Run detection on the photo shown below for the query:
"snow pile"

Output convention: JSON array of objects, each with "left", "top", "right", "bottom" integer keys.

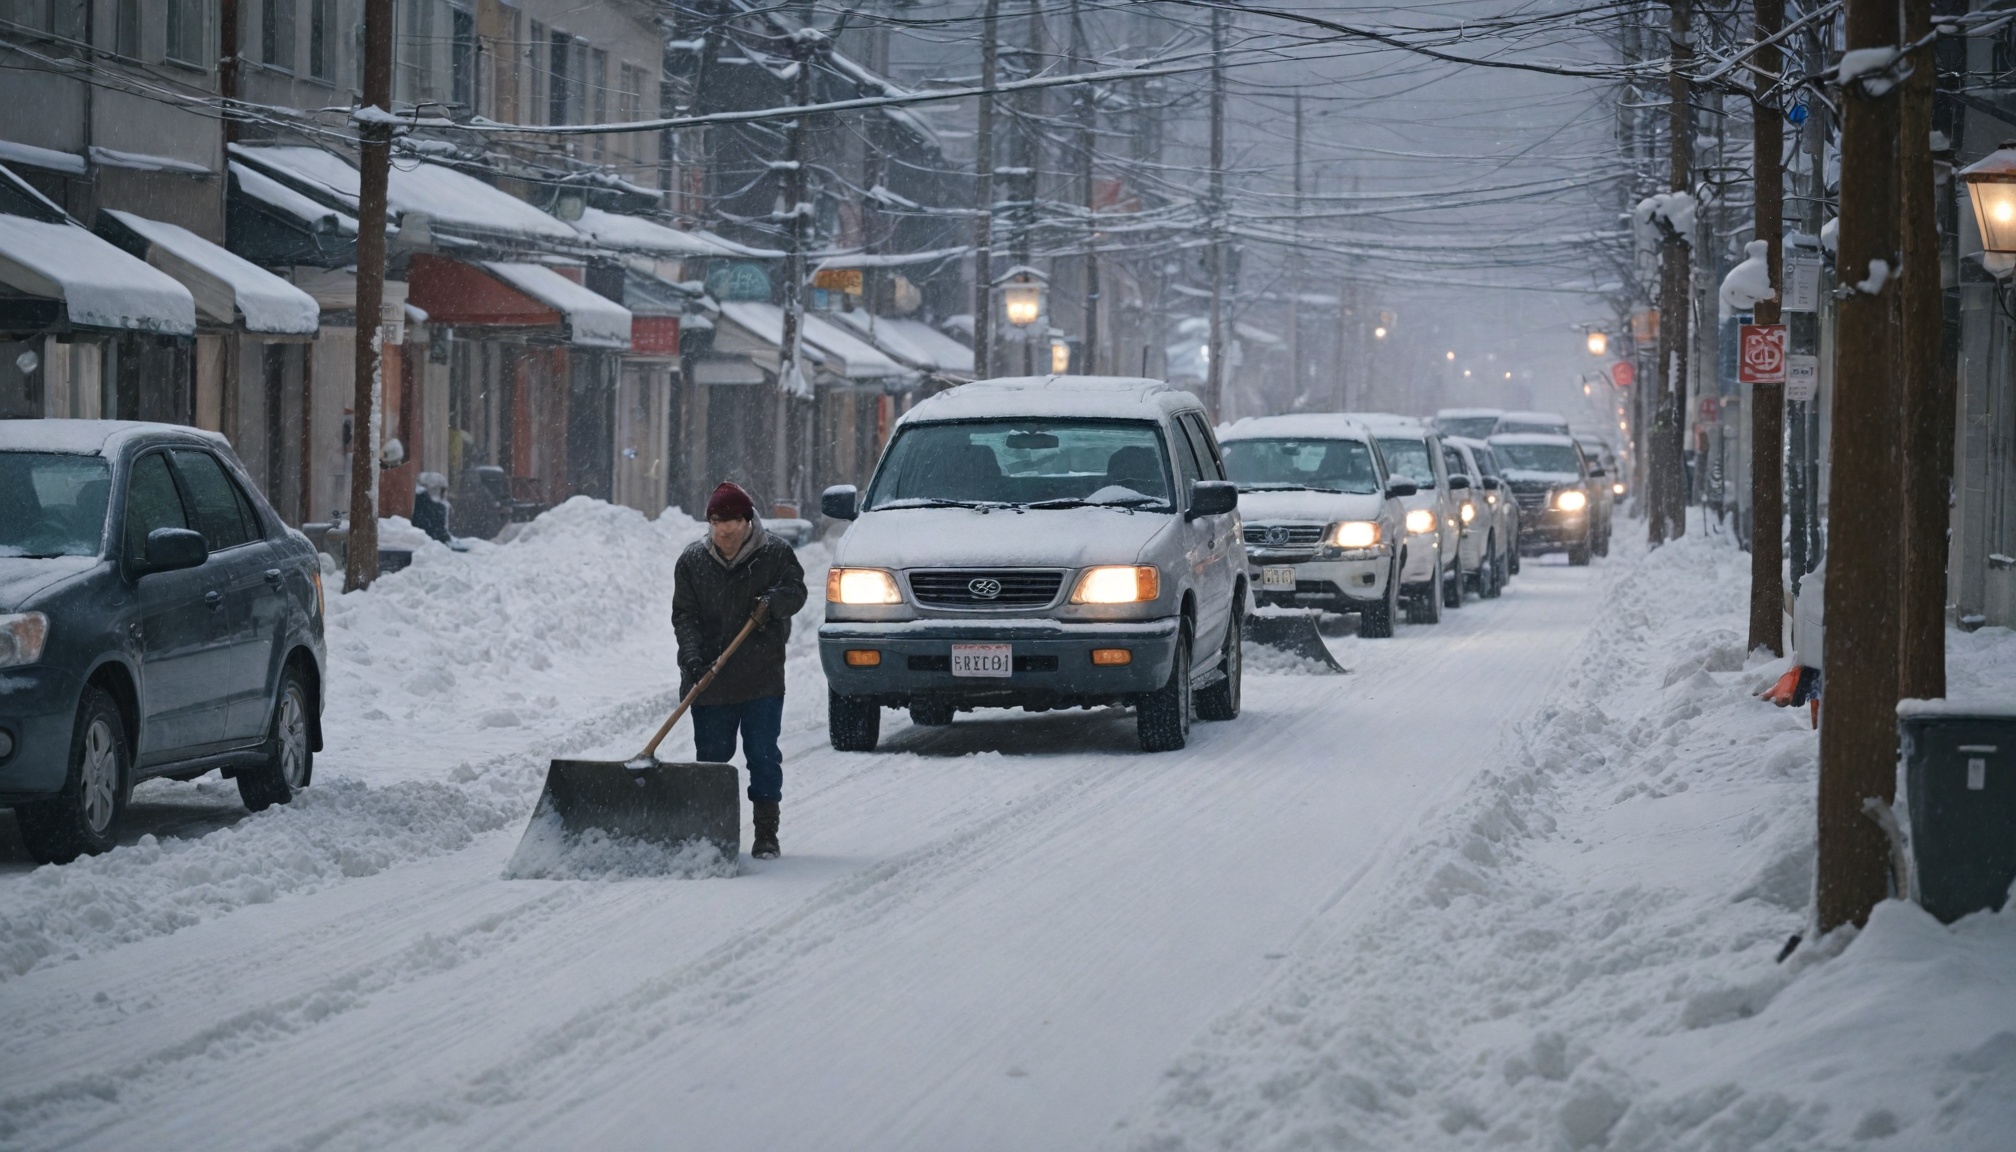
[
  {"left": 1718, "top": 239, "right": 1776, "bottom": 317},
  {"left": 1634, "top": 192, "right": 1697, "bottom": 241},
  {"left": 1241, "top": 637, "right": 1341, "bottom": 676},
  {"left": 1119, "top": 531, "right": 2016, "bottom": 1151},
  {"left": 501, "top": 808, "right": 738, "bottom": 882}
]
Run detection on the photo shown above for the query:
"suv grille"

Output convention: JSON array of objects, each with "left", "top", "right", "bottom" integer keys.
[
  {"left": 1243, "top": 524, "right": 1326, "bottom": 546},
  {"left": 908, "top": 569, "right": 1065, "bottom": 608},
  {"left": 1508, "top": 481, "right": 1551, "bottom": 515}
]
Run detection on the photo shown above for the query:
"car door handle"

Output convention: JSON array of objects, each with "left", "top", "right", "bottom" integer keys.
[
  {"left": 204, "top": 590, "right": 224, "bottom": 610},
  {"left": 264, "top": 568, "right": 284, "bottom": 587}
]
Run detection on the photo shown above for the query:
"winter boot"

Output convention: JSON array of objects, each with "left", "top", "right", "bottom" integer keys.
[{"left": 751, "top": 802, "right": 781, "bottom": 860}]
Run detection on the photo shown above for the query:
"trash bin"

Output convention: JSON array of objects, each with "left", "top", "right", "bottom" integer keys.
[{"left": 1899, "top": 702, "right": 2016, "bottom": 924}]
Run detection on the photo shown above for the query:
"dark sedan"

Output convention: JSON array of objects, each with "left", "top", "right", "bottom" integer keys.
[{"left": 1, "top": 421, "right": 325, "bottom": 864}]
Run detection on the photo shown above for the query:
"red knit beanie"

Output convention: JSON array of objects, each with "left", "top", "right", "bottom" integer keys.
[{"left": 706, "top": 481, "right": 756, "bottom": 521}]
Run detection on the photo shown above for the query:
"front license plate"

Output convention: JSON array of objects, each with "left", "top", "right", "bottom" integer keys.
[
  {"left": 950, "top": 644, "right": 1013, "bottom": 677},
  {"left": 1262, "top": 566, "right": 1298, "bottom": 590}
]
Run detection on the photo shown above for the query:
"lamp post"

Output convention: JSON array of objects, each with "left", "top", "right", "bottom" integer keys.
[
  {"left": 1586, "top": 330, "right": 1609, "bottom": 356},
  {"left": 1961, "top": 143, "right": 2016, "bottom": 276},
  {"left": 1003, "top": 276, "right": 1044, "bottom": 328}
]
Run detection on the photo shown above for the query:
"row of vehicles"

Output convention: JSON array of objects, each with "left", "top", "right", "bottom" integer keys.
[{"left": 816, "top": 377, "right": 1621, "bottom": 755}]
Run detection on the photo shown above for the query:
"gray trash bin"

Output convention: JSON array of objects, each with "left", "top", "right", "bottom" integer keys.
[{"left": 1899, "top": 702, "right": 2016, "bottom": 924}]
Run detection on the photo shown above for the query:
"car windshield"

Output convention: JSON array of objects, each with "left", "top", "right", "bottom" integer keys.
[
  {"left": 1497, "top": 419, "right": 1568, "bottom": 435},
  {"left": 866, "top": 419, "right": 1173, "bottom": 510},
  {"left": 1437, "top": 416, "right": 1499, "bottom": 440},
  {"left": 1494, "top": 442, "right": 1583, "bottom": 474},
  {"left": 1220, "top": 438, "right": 1379, "bottom": 494},
  {"left": 0, "top": 452, "right": 112, "bottom": 558},
  {"left": 1375, "top": 437, "right": 1437, "bottom": 487}
]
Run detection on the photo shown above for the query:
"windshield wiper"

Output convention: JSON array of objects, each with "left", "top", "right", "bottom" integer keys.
[{"left": 876, "top": 497, "right": 990, "bottom": 510}]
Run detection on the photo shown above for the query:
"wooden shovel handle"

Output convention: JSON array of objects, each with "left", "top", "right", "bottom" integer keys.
[{"left": 639, "top": 599, "right": 771, "bottom": 761}]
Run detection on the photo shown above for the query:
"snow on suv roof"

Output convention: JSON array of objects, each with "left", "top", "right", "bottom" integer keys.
[
  {"left": 1497, "top": 410, "right": 1569, "bottom": 427},
  {"left": 1218, "top": 413, "right": 1371, "bottom": 442},
  {"left": 0, "top": 418, "right": 229, "bottom": 456},
  {"left": 1436, "top": 407, "right": 1503, "bottom": 419},
  {"left": 1488, "top": 431, "right": 1579, "bottom": 446},
  {"left": 901, "top": 375, "right": 1201, "bottom": 424},
  {"left": 1348, "top": 412, "right": 1427, "bottom": 432}
]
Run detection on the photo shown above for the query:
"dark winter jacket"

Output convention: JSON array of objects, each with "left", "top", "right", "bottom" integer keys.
[{"left": 672, "top": 525, "right": 808, "bottom": 706}]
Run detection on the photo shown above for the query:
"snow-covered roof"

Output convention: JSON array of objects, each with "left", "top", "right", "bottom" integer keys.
[
  {"left": 716, "top": 301, "right": 907, "bottom": 379},
  {"left": 104, "top": 210, "right": 319, "bottom": 334},
  {"left": 901, "top": 375, "right": 1203, "bottom": 425},
  {"left": 827, "top": 311, "right": 974, "bottom": 378},
  {"left": 0, "top": 418, "right": 228, "bottom": 455},
  {"left": 1219, "top": 413, "right": 1373, "bottom": 443},
  {"left": 230, "top": 161, "right": 356, "bottom": 234},
  {"left": 1436, "top": 407, "right": 1503, "bottom": 419},
  {"left": 0, "top": 213, "right": 196, "bottom": 334},
  {"left": 574, "top": 208, "right": 739, "bottom": 257},
  {"left": 232, "top": 146, "right": 578, "bottom": 245},
  {"left": 1897, "top": 697, "right": 2016, "bottom": 720},
  {"left": 1488, "top": 432, "right": 1579, "bottom": 446},
  {"left": 480, "top": 263, "right": 631, "bottom": 348},
  {"left": 0, "top": 139, "right": 87, "bottom": 176}
]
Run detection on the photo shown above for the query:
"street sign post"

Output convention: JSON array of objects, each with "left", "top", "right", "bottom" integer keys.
[{"left": 1738, "top": 323, "right": 1787, "bottom": 385}]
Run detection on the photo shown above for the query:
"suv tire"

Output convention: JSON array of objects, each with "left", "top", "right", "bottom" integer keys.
[
  {"left": 1196, "top": 615, "right": 1241, "bottom": 721},
  {"left": 1406, "top": 561, "right": 1443, "bottom": 625},
  {"left": 908, "top": 699, "right": 955, "bottom": 727},
  {"left": 829, "top": 691, "right": 881, "bottom": 751},
  {"left": 1443, "top": 558, "right": 1464, "bottom": 608},
  {"left": 1358, "top": 558, "right": 1399, "bottom": 638},
  {"left": 238, "top": 667, "right": 314, "bottom": 812},
  {"left": 1480, "top": 537, "right": 1504, "bottom": 599},
  {"left": 1568, "top": 535, "right": 1592, "bottom": 566},
  {"left": 1137, "top": 631, "right": 1192, "bottom": 752},
  {"left": 17, "top": 686, "right": 128, "bottom": 864}
]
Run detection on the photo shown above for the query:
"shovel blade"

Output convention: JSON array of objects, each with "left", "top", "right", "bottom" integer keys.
[
  {"left": 1245, "top": 612, "right": 1349, "bottom": 673},
  {"left": 524, "top": 758, "right": 740, "bottom": 862}
]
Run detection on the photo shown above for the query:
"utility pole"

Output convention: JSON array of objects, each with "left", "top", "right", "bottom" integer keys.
[
  {"left": 775, "top": 19, "right": 815, "bottom": 507},
  {"left": 1289, "top": 92, "right": 1304, "bottom": 410},
  {"left": 1649, "top": 0, "right": 1693, "bottom": 545},
  {"left": 345, "top": 0, "right": 392, "bottom": 593},
  {"left": 973, "top": 0, "right": 999, "bottom": 381},
  {"left": 1897, "top": 0, "right": 1947, "bottom": 699},
  {"left": 1072, "top": 0, "right": 1099, "bottom": 375},
  {"left": 1206, "top": 4, "right": 1227, "bottom": 419},
  {"left": 1747, "top": 0, "right": 1786, "bottom": 655},
  {"left": 1817, "top": 0, "right": 1905, "bottom": 932}
]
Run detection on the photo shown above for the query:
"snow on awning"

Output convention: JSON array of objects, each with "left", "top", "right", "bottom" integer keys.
[
  {"left": 230, "top": 161, "right": 355, "bottom": 234},
  {"left": 102, "top": 210, "right": 319, "bottom": 334},
  {"left": 828, "top": 311, "right": 973, "bottom": 380},
  {"left": 480, "top": 263, "right": 631, "bottom": 349},
  {"left": 715, "top": 301, "right": 908, "bottom": 381},
  {"left": 231, "top": 145, "right": 579, "bottom": 247},
  {"left": 0, "top": 139, "right": 87, "bottom": 176},
  {"left": 0, "top": 213, "right": 195, "bottom": 334},
  {"left": 88, "top": 146, "right": 212, "bottom": 176},
  {"left": 573, "top": 207, "right": 740, "bottom": 257}
]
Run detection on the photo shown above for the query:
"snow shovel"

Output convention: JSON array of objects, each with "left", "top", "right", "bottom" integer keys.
[
  {"left": 517, "top": 599, "right": 771, "bottom": 865},
  {"left": 1245, "top": 608, "right": 1348, "bottom": 673}
]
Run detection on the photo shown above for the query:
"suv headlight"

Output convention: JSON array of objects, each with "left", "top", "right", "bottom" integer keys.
[
  {"left": 827, "top": 568, "right": 903, "bottom": 604},
  {"left": 1404, "top": 509, "right": 1436, "bottom": 535},
  {"left": 1459, "top": 501, "right": 1476, "bottom": 524},
  {"left": 1327, "top": 521, "right": 1381, "bottom": 548},
  {"left": 1555, "top": 489, "right": 1589, "bottom": 512},
  {"left": 0, "top": 612, "right": 49, "bottom": 668},
  {"left": 1071, "top": 565, "right": 1161, "bottom": 604}
]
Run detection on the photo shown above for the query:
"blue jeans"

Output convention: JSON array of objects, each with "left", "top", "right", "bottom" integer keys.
[{"left": 691, "top": 695, "right": 785, "bottom": 803}]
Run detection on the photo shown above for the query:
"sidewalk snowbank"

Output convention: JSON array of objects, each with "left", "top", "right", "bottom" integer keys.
[{"left": 1120, "top": 534, "right": 2016, "bottom": 1151}]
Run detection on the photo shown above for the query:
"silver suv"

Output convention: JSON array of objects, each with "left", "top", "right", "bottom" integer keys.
[
  {"left": 1355, "top": 415, "right": 1465, "bottom": 624},
  {"left": 818, "top": 376, "right": 1244, "bottom": 753}
]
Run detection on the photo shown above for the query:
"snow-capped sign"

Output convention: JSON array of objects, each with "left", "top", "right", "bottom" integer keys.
[
  {"left": 1783, "top": 257, "right": 1822, "bottom": 312},
  {"left": 1785, "top": 354, "right": 1819, "bottom": 402},
  {"left": 1738, "top": 324, "right": 1786, "bottom": 385}
]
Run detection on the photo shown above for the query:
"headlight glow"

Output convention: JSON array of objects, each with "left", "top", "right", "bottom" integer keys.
[
  {"left": 1555, "top": 489, "right": 1589, "bottom": 512},
  {"left": 1328, "top": 520, "right": 1381, "bottom": 548},
  {"left": 1460, "top": 501, "right": 1476, "bottom": 524},
  {"left": 0, "top": 612, "right": 48, "bottom": 668},
  {"left": 1613, "top": 482, "right": 1626, "bottom": 495},
  {"left": 827, "top": 568, "right": 903, "bottom": 604},
  {"left": 1072, "top": 565, "right": 1161, "bottom": 604},
  {"left": 1405, "top": 509, "right": 1436, "bottom": 534}
]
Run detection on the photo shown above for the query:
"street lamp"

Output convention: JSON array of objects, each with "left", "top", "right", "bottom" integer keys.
[
  {"left": 1445, "top": 350, "right": 1455, "bottom": 361},
  {"left": 1961, "top": 142, "right": 2016, "bottom": 276},
  {"left": 1586, "top": 330, "right": 1608, "bottom": 356},
  {"left": 1003, "top": 277, "right": 1043, "bottom": 327},
  {"left": 1373, "top": 326, "right": 1387, "bottom": 339},
  {"left": 1050, "top": 339, "right": 1071, "bottom": 374}
]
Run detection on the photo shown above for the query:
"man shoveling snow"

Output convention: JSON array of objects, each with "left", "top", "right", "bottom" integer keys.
[{"left": 673, "top": 482, "right": 808, "bottom": 859}]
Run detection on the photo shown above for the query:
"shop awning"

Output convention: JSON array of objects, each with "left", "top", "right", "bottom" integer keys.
[
  {"left": 828, "top": 312, "right": 974, "bottom": 381},
  {"left": 226, "top": 160, "right": 357, "bottom": 268},
  {"left": 405, "top": 255, "right": 628, "bottom": 349},
  {"left": 230, "top": 145, "right": 581, "bottom": 249},
  {"left": 714, "top": 301, "right": 908, "bottom": 382},
  {"left": 0, "top": 212, "right": 195, "bottom": 334},
  {"left": 101, "top": 210, "right": 319, "bottom": 335},
  {"left": 480, "top": 263, "right": 631, "bottom": 349},
  {"left": 575, "top": 208, "right": 743, "bottom": 258}
]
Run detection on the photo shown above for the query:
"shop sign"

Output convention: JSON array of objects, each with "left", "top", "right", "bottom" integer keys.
[{"left": 705, "top": 262, "right": 773, "bottom": 302}]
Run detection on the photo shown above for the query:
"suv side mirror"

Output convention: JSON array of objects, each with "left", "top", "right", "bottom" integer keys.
[
  {"left": 143, "top": 527, "right": 208, "bottom": 573},
  {"left": 821, "top": 484, "right": 859, "bottom": 521},
  {"left": 1447, "top": 473, "right": 1472, "bottom": 490},
  {"left": 1587, "top": 466, "right": 1607, "bottom": 478},
  {"left": 1187, "top": 480, "right": 1238, "bottom": 519},
  {"left": 1481, "top": 475, "right": 1502, "bottom": 491},
  {"left": 1385, "top": 479, "right": 1418, "bottom": 498}
]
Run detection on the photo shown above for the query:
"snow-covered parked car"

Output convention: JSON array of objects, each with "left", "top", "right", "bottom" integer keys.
[
  {"left": 1355, "top": 414, "right": 1464, "bottom": 624},
  {"left": 1433, "top": 407, "right": 1503, "bottom": 441},
  {"left": 1441, "top": 437, "right": 1509, "bottom": 598},
  {"left": 1217, "top": 414, "right": 1413, "bottom": 638},
  {"left": 1491, "top": 432, "right": 1600, "bottom": 565},
  {"left": 1492, "top": 410, "right": 1572, "bottom": 436},
  {"left": 817, "top": 375, "right": 1244, "bottom": 753},
  {"left": 0, "top": 421, "right": 326, "bottom": 863},
  {"left": 1449, "top": 435, "right": 1521, "bottom": 580}
]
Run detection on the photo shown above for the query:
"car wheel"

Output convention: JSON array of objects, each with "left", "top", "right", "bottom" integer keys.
[
  {"left": 1509, "top": 539, "right": 1522, "bottom": 575},
  {"left": 16, "top": 686, "right": 128, "bottom": 865},
  {"left": 1443, "top": 558, "right": 1464, "bottom": 608},
  {"left": 1595, "top": 527, "right": 1611, "bottom": 557},
  {"left": 829, "top": 691, "right": 881, "bottom": 751},
  {"left": 1480, "top": 536, "right": 1503, "bottom": 599},
  {"left": 1568, "top": 536, "right": 1592, "bottom": 566},
  {"left": 1406, "top": 561, "right": 1443, "bottom": 625},
  {"left": 1196, "top": 615, "right": 1241, "bottom": 721},
  {"left": 1358, "top": 557, "right": 1398, "bottom": 638},
  {"left": 238, "top": 666, "right": 314, "bottom": 812},
  {"left": 908, "top": 699, "right": 955, "bottom": 727},
  {"left": 1137, "top": 629, "right": 1192, "bottom": 752}
]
